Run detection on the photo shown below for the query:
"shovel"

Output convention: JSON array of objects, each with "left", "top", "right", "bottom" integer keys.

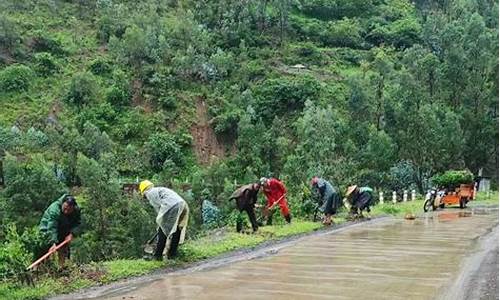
[{"left": 143, "top": 230, "right": 159, "bottom": 255}]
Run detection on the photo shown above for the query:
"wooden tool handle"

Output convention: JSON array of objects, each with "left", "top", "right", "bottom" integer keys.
[{"left": 27, "top": 237, "right": 71, "bottom": 270}]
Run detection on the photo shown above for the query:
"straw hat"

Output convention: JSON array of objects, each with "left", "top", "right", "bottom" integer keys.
[{"left": 346, "top": 185, "right": 358, "bottom": 197}]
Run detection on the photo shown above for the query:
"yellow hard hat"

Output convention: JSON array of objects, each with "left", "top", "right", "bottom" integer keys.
[
  {"left": 346, "top": 185, "right": 358, "bottom": 197},
  {"left": 139, "top": 180, "right": 154, "bottom": 195}
]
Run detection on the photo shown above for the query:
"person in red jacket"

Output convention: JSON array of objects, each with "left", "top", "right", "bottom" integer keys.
[{"left": 260, "top": 177, "right": 291, "bottom": 225}]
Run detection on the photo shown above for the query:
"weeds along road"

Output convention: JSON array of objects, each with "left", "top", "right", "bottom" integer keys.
[{"left": 56, "top": 207, "right": 498, "bottom": 300}]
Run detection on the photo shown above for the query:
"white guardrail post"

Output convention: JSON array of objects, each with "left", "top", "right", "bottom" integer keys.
[{"left": 392, "top": 191, "right": 397, "bottom": 204}]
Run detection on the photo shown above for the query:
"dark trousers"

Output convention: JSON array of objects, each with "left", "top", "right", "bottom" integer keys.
[
  {"left": 266, "top": 209, "right": 291, "bottom": 225},
  {"left": 154, "top": 227, "right": 182, "bottom": 259},
  {"left": 38, "top": 227, "right": 71, "bottom": 260},
  {"left": 324, "top": 194, "right": 342, "bottom": 215},
  {"left": 236, "top": 206, "right": 259, "bottom": 232}
]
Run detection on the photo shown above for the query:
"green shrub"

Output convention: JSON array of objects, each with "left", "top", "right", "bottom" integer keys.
[
  {"left": 388, "top": 160, "right": 417, "bottom": 191},
  {"left": 30, "top": 31, "right": 66, "bottom": 55},
  {"left": 368, "top": 17, "right": 421, "bottom": 48},
  {"left": 112, "top": 108, "right": 162, "bottom": 143},
  {"left": 0, "top": 224, "right": 32, "bottom": 281},
  {"left": 89, "top": 59, "right": 112, "bottom": 76},
  {"left": 96, "top": 13, "right": 127, "bottom": 43},
  {"left": 299, "top": 0, "right": 376, "bottom": 20},
  {"left": 75, "top": 154, "right": 122, "bottom": 262},
  {"left": 76, "top": 102, "right": 118, "bottom": 134},
  {"left": 2, "top": 153, "right": 66, "bottom": 229},
  {"left": 255, "top": 75, "right": 321, "bottom": 122},
  {"left": 431, "top": 170, "right": 474, "bottom": 188},
  {"left": 292, "top": 42, "right": 325, "bottom": 65},
  {"left": 0, "top": 126, "right": 21, "bottom": 153},
  {"left": 34, "top": 52, "right": 59, "bottom": 75},
  {"left": 0, "top": 14, "right": 21, "bottom": 53},
  {"left": 81, "top": 121, "right": 114, "bottom": 160},
  {"left": 24, "top": 127, "right": 49, "bottom": 151},
  {"left": 213, "top": 110, "right": 240, "bottom": 137},
  {"left": 106, "top": 85, "right": 130, "bottom": 107},
  {"left": 145, "top": 132, "right": 184, "bottom": 172},
  {"left": 0, "top": 64, "right": 34, "bottom": 92},
  {"left": 322, "top": 18, "right": 364, "bottom": 48},
  {"left": 64, "top": 72, "right": 98, "bottom": 107}
]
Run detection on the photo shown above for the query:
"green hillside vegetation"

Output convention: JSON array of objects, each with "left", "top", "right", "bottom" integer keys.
[{"left": 0, "top": 0, "right": 498, "bottom": 297}]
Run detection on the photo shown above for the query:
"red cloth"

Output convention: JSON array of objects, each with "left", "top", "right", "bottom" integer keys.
[{"left": 263, "top": 178, "right": 290, "bottom": 216}]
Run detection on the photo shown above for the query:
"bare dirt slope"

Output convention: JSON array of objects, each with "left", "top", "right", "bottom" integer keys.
[{"left": 190, "top": 98, "right": 225, "bottom": 165}]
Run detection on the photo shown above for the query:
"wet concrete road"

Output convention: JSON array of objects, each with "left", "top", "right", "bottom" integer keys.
[{"left": 77, "top": 208, "right": 498, "bottom": 300}]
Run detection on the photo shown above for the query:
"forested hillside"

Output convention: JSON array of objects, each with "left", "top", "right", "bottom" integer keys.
[{"left": 0, "top": 0, "right": 498, "bottom": 282}]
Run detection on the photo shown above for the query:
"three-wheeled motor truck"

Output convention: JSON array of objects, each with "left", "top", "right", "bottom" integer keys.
[{"left": 424, "top": 184, "right": 476, "bottom": 212}]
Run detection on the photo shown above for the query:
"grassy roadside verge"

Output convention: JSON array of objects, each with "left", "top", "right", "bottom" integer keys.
[
  {"left": 473, "top": 191, "right": 499, "bottom": 206},
  {"left": 1, "top": 193, "right": 497, "bottom": 300}
]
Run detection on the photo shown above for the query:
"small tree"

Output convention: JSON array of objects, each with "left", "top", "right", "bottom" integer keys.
[
  {"left": 2, "top": 153, "right": 66, "bottom": 229},
  {"left": 0, "top": 14, "right": 20, "bottom": 53},
  {"left": 285, "top": 101, "right": 357, "bottom": 188},
  {"left": 0, "top": 64, "right": 34, "bottom": 92},
  {"left": 64, "top": 72, "right": 98, "bottom": 108},
  {"left": 75, "top": 153, "right": 120, "bottom": 261},
  {"left": 145, "top": 132, "right": 183, "bottom": 173},
  {"left": 81, "top": 121, "right": 114, "bottom": 160},
  {"left": 34, "top": 52, "right": 59, "bottom": 75}
]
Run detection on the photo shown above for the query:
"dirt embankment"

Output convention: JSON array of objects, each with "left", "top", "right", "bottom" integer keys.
[{"left": 190, "top": 98, "right": 225, "bottom": 165}]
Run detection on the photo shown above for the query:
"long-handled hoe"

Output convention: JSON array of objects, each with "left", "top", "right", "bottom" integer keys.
[{"left": 21, "top": 238, "right": 71, "bottom": 286}]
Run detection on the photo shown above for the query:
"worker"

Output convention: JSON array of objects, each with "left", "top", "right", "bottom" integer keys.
[
  {"left": 38, "top": 194, "right": 81, "bottom": 268},
  {"left": 260, "top": 177, "right": 291, "bottom": 225},
  {"left": 310, "top": 176, "right": 342, "bottom": 225},
  {"left": 345, "top": 185, "right": 374, "bottom": 218},
  {"left": 229, "top": 182, "right": 261, "bottom": 232},
  {"left": 139, "top": 180, "right": 189, "bottom": 260}
]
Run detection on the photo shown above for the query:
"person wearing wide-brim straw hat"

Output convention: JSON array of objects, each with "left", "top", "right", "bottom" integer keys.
[
  {"left": 345, "top": 185, "right": 374, "bottom": 218},
  {"left": 346, "top": 185, "right": 358, "bottom": 197}
]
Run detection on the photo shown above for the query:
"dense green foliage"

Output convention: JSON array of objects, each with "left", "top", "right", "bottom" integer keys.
[
  {"left": 0, "top": 64, "right": 34, "bottom": 92},
  {"left": 0, "top": 0, "right": 497, "bottom": 293},
  {"left": 431, "top": 169, "right": 475, "bottom": 188}
]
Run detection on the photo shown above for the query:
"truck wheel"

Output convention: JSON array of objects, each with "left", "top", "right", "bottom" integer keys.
[
  {"left": 424, "top": 200, "right": 433, "bottom": 212},
  {"left": 439, "top": 203, "right": 445, "bottom": 209},
  {"left": 459, "top": 198, "right": 466, "bottom": 209}
]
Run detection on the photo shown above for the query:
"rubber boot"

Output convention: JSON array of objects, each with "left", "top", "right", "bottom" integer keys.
[
  {"left": 167, "top": 227, "right": 182, "bottom": 259},
  {"left": 153, "top": 229, "right": 167, "bottom": 260}
]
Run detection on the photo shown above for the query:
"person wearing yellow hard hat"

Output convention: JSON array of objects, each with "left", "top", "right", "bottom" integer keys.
[
  {"left": 345, "top": 185, "right": 374, "bottom": 219},
  {"left": 139, "top": 180, "right": 189, "bottom": 260}
]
